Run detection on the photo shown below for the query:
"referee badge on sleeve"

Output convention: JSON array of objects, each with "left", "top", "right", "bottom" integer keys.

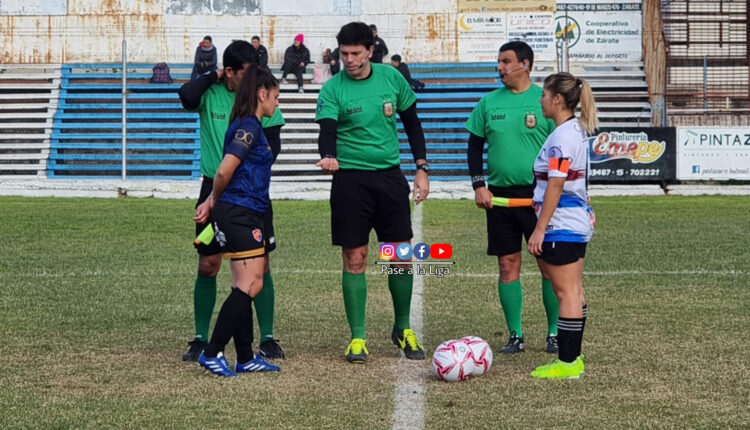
[
  {"left": 525, "top": 113, "right": 537, "bottom": 129},
  {"left": 383, "top": 101, "right": 394, "bottom": 117}
]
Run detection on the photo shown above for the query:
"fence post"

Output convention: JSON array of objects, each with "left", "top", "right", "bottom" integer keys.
[
  {"left": 121, "top": 39, "right": 127, "bottom": 180},
  {"left": 560, "top": 11, "right": 570, "bottom": 73},
  {"left": 702, "top": 55, "right": 707, "bottom": 115}
]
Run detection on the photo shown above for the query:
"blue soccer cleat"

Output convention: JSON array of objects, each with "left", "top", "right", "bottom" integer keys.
[
  {"left": 235, "top": 354, "right": 281, "bottom": 373},
  {"left": 198, "top": 351, "right": 237, "bottom": 378}
]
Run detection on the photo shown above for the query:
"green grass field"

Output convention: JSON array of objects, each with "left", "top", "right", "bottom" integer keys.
[{"left": 1, "top": 195, "right": 748, "bottom": 429}]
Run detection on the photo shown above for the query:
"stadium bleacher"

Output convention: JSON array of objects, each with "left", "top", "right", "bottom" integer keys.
[
  {"left": 0, "top": 64, "right": 60, "bottom": 178},
  {"left": 3, "top": 61, "right": 652, "bottom": 181}
]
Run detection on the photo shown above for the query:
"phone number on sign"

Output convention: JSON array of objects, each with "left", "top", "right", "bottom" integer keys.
[{"left": 590, "top": 168, "right": 661, "bottom": 177}]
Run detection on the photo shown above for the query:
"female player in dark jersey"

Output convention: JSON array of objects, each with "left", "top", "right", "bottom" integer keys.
[{"left": 193, "top": 66, "right": 281, "bottom": 377}]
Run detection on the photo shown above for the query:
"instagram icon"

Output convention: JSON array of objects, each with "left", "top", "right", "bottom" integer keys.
[{"left": 379, "top": 243, "right": 396, "bottom": 260}]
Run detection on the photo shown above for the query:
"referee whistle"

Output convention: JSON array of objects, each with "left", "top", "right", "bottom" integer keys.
[{"left": 195, "top": 224, "right": 215, "bottom": 245}]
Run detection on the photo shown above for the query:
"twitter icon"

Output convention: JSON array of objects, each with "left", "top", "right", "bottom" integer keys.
[{"left": 396, "top": 243, "right": 413, "bottom": 259}]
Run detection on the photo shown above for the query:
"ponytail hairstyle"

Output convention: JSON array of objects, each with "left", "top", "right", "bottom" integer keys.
[
  {"left": 230, "top": 65, "right": 279, "bottom": 122},
  {"left": 543, "top": 72, "right": 598, "bottom": 134}
]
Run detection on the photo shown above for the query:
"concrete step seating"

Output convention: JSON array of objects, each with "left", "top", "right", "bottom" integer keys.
[
  {"left": 51, "top": 63, "right": 199, "bottom": 179},
  {"left": 0, "top": 64, "right": 61, "bottom": 178}
]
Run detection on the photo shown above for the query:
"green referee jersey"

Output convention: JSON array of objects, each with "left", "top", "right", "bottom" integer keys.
[
  {"left": 465, "top": 84, "right": 556, "bottom": 188},
  {"left": 197, "top": 82, "right": 233, "bottom": 179},
  {"left": 315, "top": 63, "right": 416, "bottom": 170},
  {"left": 261, "top": 107, "right": 285, "bottom": 128}
]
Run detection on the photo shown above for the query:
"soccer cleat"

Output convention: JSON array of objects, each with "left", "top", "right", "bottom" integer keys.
[
  {"left": 345, "top": 338, "right": 370, "bottom": 363},
  {"left": 498, "top": 333, "right": 525, "bottom": 354},
  {"left": 235, "top": 354, "right": 281, "bottom": 373},
  {"left": 530, "top": 356, "right": 585, "bottom": 379},
  {"left": 198, "top": 352, "right": 237, "bottom": 377},
  {"left": 546, "top": 335, "right": 559, "bottom": 354},
  {"left": 391, "top": 328, "right": 426, "bottom": 360},
  {"left": 259, "top": 337, "right": 286, "bottom": 359},
  {"left": 182, "top": 337, "right": 208, "bottom": 361}
]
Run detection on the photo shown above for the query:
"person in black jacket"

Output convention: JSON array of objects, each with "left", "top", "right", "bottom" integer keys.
[
  {"left": 328, "top": 47, "right": 340, "bottom": 75},
  {"left": 391, "top": 54, "right": 424, "bottom": 91},
  {"left": 369, "top": 24, "right": 388, "bottom": 63},
  {"left": 251, "top": 35, "right": 269, "bottom": 69},
  {"left": 191, "top": 35, "right": 218, "bottom": 80},
  {"left": 281, "top": 34, "right": 311, "bottom": 93}
]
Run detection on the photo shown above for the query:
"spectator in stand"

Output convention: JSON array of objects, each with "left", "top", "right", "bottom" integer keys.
[
  {"left": 251, "top": 35, "right": 269, "bottom": 69},
  {"left": 369, "top": 24, "right": 388, "bottom": 63},
  {"left": 281, "top": 34, "right": 311, "bottom": 93},
  {"left": 329, "top": 47, "right": 341, "bottom": 75},
  {"left": 191, "top": 35, "right": 218, "bottom": 80},
  {"left": 390, "top": 54, "right": 425, "bottom": 91}
]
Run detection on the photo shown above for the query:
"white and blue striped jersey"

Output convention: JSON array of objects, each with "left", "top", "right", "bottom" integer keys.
[{"left": 532, "top": 118, "right": 594, "bottom": 243}]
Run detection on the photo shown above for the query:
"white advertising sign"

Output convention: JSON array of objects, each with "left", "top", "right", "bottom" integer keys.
[
  {"left": 507, "top": 12, "right": 556, "bottom": 61},
  {"left": 677, "top": 128, "right": 750, "bottom": 180},
  {"left": 554, "top": 10, "right": 642, "bottom": 62},
  {"left": 457, "top": 13, "right": 508, "bottom": 62}
]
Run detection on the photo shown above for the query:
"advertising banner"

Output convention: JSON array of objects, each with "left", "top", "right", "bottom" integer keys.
[
  {"left": 508, "top": 12, "right": 556, "bottom": 60},
  {"left": 589, "top": 128, "right": 676, "bottom": 182},
  {"left": 554, "top": 9, "right": 642, "bottom": 62},
  {"left": 458, "top": 0, "right": 555, "bottom": 13},
  {"left": 457, "top": 13, "right": 508, "bottom": 62},
  {"left": 677, "top": 128, "right": 750, "bottom": 180}
]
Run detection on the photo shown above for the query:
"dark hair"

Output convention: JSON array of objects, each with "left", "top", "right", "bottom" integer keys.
[
  {"left": 543, "top": 72, "right": 598, "bottom": 134},
  {"left": 369, "top": 24, "right": 377, "bottom": 31},
  {"left": 391, "top": 54, "right": 402, "bottom": 62},
  {"left": 251, "top": 35, "right": 260, "bottom": 42},
  {"left": 203, "top": 35, "right": 212, "bottom": 42},
  {"left": 230, "top": 65, "right": 279, "bottom": 122},
  {"left": 337, "top": 22, "right": 375, "bottom": 49},
  {"left": 223, "top": 40, "right": 257, "bottom": 71},
  {"left": 499, "top": 40, "right": 534, "bottom": 70}
]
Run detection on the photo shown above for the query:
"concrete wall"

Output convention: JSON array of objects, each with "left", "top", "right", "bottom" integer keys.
[
  {"left": 0, "top": 0, "right": 642, "bottom": 64},
  {"left": 0, "top": 0, "right": 461, "bottom": 64}
]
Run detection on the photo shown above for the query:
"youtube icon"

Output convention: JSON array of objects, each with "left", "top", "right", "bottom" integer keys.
[{"left": 430, "top": 244, "right": 453, "bottom": 259}]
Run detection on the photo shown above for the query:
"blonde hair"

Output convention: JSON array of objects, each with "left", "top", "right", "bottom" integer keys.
[{"left": 543, "top": 72, "right": 598, "bottom": 134}]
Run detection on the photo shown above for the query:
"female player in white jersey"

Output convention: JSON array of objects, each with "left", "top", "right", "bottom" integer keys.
[{"left": 527, "top": 72, "right": 597, "bottom": 379}]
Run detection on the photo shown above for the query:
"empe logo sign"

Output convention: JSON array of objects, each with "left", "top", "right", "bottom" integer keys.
[{"left": 590, "top": 131, "right": 666, "bottom": 164}]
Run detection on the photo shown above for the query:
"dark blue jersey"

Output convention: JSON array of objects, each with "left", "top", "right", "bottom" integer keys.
[{"left": 219, "top": 116, "right": 273, "bottom": 213}]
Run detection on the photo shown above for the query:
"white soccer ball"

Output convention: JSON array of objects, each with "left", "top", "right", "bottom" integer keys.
[
  {"left": 461, "top": 335, "right": 493, "bottom": 377},
  {"left": 432, "top": 339, "right": 475, "bottom": 382}
]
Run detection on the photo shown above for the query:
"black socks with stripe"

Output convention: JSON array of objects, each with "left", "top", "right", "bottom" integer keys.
[{"left": 557, "top": 304, "right": 588, "bottom": 363}]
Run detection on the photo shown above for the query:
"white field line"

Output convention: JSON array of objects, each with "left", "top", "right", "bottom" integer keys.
[
  {"left": 391, "top": 202, "right": 426, "bottom": 430},
  {"left": 12, "top": 268, "right": 748, "bottom": 278}
]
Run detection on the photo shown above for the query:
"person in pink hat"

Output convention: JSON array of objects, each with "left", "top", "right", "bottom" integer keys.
[{"left": 281, "top": 34, "right": 311, "bottom": 92}]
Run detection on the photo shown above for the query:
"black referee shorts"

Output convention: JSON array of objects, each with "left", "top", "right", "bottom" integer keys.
[
  {"left": 194, "top": 177, "right": 222, "bottom": 256},
  {"left": 330, "top": 167, "right": 413, "bottom": 248},
  {"left": 486, "top": 185, "right": 537, "bottom": 257},
  {"left": 262, "top": 199, "right": 276, "bottom": 254}
]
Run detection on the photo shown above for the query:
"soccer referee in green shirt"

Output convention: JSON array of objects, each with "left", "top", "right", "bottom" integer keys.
[
  {"left": 315, "top": 21, "right": 430, "bottom": 364},
  {"left": 466, "top": 41, "right": 560, "bottom": 355}
]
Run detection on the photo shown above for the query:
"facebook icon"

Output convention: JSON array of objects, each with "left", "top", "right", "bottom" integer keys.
[{"left": 413, "top": 243, "right": 430, "bottom": 260}]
